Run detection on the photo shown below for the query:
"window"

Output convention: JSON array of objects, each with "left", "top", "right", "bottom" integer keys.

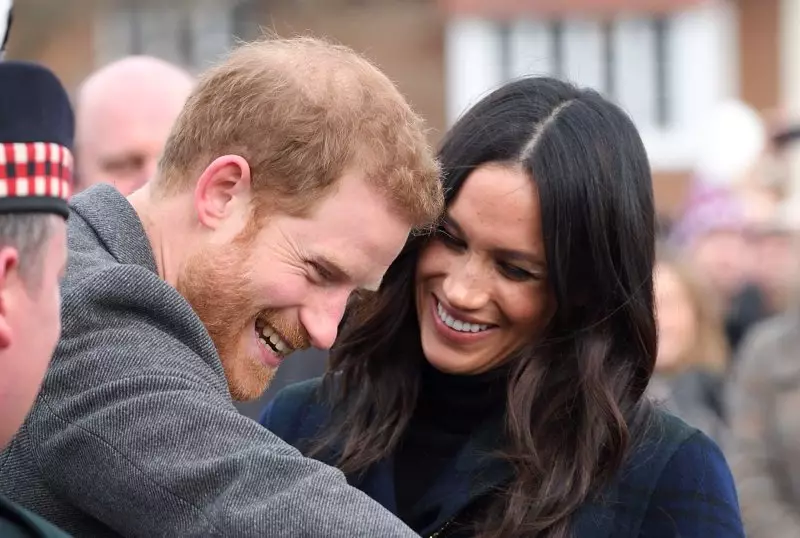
[
  {"left": 93, "top": 0, "right": 264, "bottom": 72},
  {"left": 444, "top": 2, "right": 737, "bottom": 171}
]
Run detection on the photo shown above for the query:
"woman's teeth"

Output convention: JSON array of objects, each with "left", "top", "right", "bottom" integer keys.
[
  {"left": 257, "top": 324, "right": 290, "bottom": 355},
  {"left": 436, "top": 301, "right": 489, "bottom": 333}
]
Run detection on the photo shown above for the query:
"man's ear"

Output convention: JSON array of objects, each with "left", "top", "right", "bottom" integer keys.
[
  {"left": 193, "top": 155, "right": 252, "bottom": 230},
  {"left": 0, "top": 246, "right": 20, "bottom": 349}
]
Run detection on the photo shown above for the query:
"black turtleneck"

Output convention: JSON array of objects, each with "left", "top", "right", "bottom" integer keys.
[{"left": 394, "top": 360, "right": 508, "bottom": 529}]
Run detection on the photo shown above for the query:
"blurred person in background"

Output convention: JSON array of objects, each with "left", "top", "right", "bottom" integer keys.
[
  {"left": 262, "top": 77, "right": 743, "bottom": 538},
  {"left": 727, "top": 302, "right": 800, "bottom": 537},
  {"left": 747, "top": 216, "right": 799, "bottom": 316},
  {"left": 650, "top": 245, "right": 730, "bottom": 445},
  {"left": 672, "top": 101, "right": 772, "bottom": 355},
  {"left": 74, "top": 56, "right": 193, "bottom": 195},
  {"left": 0, "top": 36, "right": 443, "bottom": 538},
  {"left": 671, "top": 184, "right": 768, "bottom": 356},
  {"left": 744, "top": 122, "right": 800, "bottom": 316},
  {"left": 725, "top": 125, "right": 800, "bottom": 535},
  {"left": 0, "top": 55, "right": 75, "bottom": 537}
]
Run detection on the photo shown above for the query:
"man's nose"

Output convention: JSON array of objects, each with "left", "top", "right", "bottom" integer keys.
[{"left": 299, "top": 289, "right": 351, "bottom": 350}]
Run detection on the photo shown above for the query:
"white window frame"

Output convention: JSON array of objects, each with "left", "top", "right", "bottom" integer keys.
[
  {"left": 444, "top": 1, "right": 738, "bottom": 172},
  {"left": 92, "top": 0, "right": 253, "bottom": 72}
]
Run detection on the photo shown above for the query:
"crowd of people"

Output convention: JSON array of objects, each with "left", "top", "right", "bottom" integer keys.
[{"left": 3, "top": 0, "right": 800, "bottom": 536}]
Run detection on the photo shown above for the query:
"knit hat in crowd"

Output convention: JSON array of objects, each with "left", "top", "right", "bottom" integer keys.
[
  {"left": 0, "top": 60, "right": 75, "bottom": 218},
  {"left": 669, "top": 179, "right": 746, "bottom": 248}
]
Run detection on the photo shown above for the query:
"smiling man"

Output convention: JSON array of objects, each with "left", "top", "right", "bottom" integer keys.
[{"left": 0, "top": 36, "right": 442, "bottom": 537}]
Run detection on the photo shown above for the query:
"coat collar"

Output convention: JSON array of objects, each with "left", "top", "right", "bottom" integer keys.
[
  {"left": 69, "top": 183, "right": 158, "bottom": 273},
  {"left": 350, "top": 416, "right": 513, "bottom": 536},
  {"left": 349, "top": 415, "right": 630, "bottom": 538}
]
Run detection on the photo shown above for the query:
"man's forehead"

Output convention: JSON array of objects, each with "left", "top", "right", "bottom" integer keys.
[
  {"left": 276, "top": 173, "right": 412, "bottom": 288},
  {"left": 292, "top": 202, "right": 406, "bottom": 263}
]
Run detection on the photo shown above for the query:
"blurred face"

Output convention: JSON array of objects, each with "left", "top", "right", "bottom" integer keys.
[
  {"left": 77, "top": 86, "right": 188, "bottom": 195},
  {"left": 415, "top": 164, "right": 555, "bottom": 376},
  {"left": 654, "top": 262, "right": 697, "bottom": 372},
  {"left": 752, "top": 232, "right": 798, "bottom": 298},
  {"left": 689, "top": 230, "right": 750, "bottom": 299},
  {"left": 0, "top": 217, "right": 67, "bottom": 447},
  {"left": 179, "top": 173, "right": 411, "bottom": 400}
]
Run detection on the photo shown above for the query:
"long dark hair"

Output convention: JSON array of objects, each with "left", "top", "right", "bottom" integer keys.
[{"left": 312, "top": 77, "right": 657, "bottom": 537}]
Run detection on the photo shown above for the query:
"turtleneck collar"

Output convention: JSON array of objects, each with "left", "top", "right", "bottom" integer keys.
[{"left": 411, "top": 359, "right": 509, "bottom": 434}]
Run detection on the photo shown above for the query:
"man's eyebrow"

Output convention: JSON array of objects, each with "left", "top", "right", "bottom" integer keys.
[
  {"left": 309, "top": 255, "right": 351, "bottom": 283},
  {"left": 310, "top": 255, "right": 381, "bottom": 292}
]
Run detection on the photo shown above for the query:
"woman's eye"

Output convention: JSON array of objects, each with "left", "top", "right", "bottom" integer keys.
[{"left": 498, "top": 262, "right": 536, "bottom": 281}]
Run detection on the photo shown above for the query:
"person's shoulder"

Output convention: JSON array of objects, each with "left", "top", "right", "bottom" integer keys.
[
  {"left": 262, "top": 378, "right": 328, "bottom": 426},
  {"left": 636, "top": 405, "right": 698, "bottom": 451},
  {"left": 637, "top": 411, "right": 744, "bottom": 537},
  {"left": 260, "top": 377, "right": 331, "bottom": 446},
  {"left": 52, "top": 259, "right": 224, "bottom": 399},
  {"left": 738, "top": 311, "right": 799, "bottom": 364},
  {"left": 62, "top": 258, "right": 159, "bottom": 301},
  {"left": 617, "top": 408, "right": 703, "bottom": 493},
  {"left": 64, "top": 184, "right": 167, "bottom": 303},
  {"left": 728, "top": 311, "right": 800, "bottom": 390},
  {"left": 60, "top": 219, "right": 190, "bottom": 332},
  {"left": 650, "top": 418, "right": 730, "bottom": 485},
  {"left": 273, "top": 377, "right": 326, "bottom": 402},
  {"left": 58, "top": 260, "right": 193, "bottom": 356},
  {"left": 63, "top": 212, "right": 163, "bottom": 306}
]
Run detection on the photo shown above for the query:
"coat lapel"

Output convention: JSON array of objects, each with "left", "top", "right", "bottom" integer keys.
[
  {"left": 348, "top": 458, "right": 398, "bottom": 514},
  {"left": 409, "top": 417, "right": 512, "bottom": 536}
]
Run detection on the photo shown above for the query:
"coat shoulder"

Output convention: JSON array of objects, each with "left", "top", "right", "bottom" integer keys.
[
  {"left": 260, "top": 377, "right": 331, "bottom": 447},
  {"left": 625, "top": 409, "right": 744, "bottom": 537},
  {"left": 640, "top": 427, "right": 744, "bottom": 536}
]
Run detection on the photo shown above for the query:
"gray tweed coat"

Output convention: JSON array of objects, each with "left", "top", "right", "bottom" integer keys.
[{"left": 0, "top": 184, "right": 415, "bottom": 538}]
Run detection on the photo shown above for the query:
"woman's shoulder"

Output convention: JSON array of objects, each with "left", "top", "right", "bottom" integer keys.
[
  {"left": 630, "top": 408, "right": 744, "bottom": 537},
  {"left": 626, "top": 408, "right": 730, "bottom": 488},
  {"left": 259, "top": 377, "right": 333, "bottom": 445}
]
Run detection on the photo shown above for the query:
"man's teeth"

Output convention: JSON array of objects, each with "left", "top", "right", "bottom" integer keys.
[
  {"left": 259, "top": 324, "right": 290, "bottom": 355},
  {"left": 436, "top": 301, "right": 489, "bottom": 333}
]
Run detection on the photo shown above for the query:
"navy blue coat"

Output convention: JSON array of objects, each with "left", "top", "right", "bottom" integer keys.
[{"left": 261, "top": 378, "right": 744, "bottom": 538}]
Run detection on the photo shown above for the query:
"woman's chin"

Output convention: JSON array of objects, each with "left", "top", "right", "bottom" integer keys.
[{"left": 423, "top": 348, "right": 478, "bottom": 376}]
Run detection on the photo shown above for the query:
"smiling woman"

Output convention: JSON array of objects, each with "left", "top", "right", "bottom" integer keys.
[{"left": 260, "top": 76, "right": 744, "bottom": 538}]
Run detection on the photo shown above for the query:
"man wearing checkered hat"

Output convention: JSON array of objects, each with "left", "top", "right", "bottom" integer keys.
[{"left": 0, "top": 6, "right": 75, "bottom": 535}]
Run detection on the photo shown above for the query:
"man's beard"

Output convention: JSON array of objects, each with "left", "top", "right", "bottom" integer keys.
[{"left": 176, "top": 238, "right": 290, "bottom": 401}]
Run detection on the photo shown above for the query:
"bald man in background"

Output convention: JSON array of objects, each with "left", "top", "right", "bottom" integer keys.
[{"left": 74, "top": 56, "right": 193, "bottom": 195}]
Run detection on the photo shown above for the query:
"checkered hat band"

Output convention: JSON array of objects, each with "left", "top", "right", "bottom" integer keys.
[{"left": 0, "top": 142, "right": 72, "bottom": 201}]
